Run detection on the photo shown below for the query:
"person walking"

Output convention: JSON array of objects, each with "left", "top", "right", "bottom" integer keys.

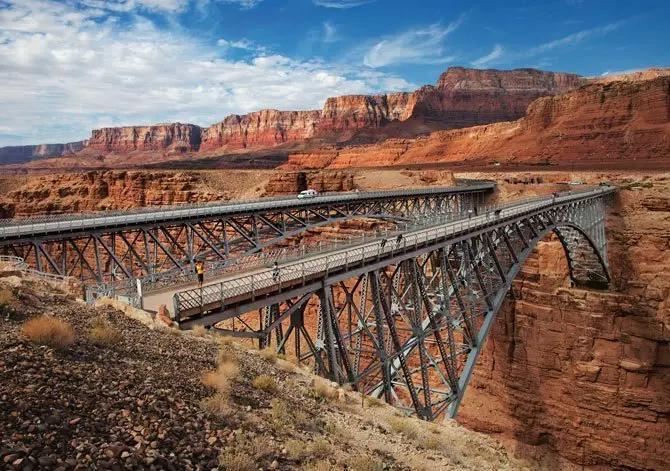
[
  {"left": 195, "top": 261, "right": 205, "bottom": 288},
  {"left": 272, "top": 262, "right": 280, "bottom": 284}
]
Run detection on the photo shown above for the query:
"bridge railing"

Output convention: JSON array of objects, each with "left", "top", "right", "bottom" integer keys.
[{"left": 173, "top": 186, "right": 614, "bottom": 319}]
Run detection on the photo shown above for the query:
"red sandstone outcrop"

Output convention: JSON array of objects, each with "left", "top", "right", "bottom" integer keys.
[
  {"left": 263, "top": 171, "right": 356, "bottom": 196},
  {"left": 200, "top": 109, "right": 320, "bottom": 150},
  {"left": 87, "top": 123, "right": 202, "bottom": 153},
  {"left": 285, "top": 76, "right": 670, "bottom": 169}
]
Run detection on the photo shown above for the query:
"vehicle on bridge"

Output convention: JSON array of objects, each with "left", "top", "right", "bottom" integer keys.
[{"left": 297, "top": 189, "right": 318, "bottom": 199}]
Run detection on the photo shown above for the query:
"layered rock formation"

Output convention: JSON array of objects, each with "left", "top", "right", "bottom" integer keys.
[
  {"left": 317, "top": 68, "right": 585, "bottom": 137},
  {"left": 200, "top": 110, "right": 321, "bottom": 150},
  {"left": 285, "top": 76, "right": 670, "bottom": 169},
  {"left": 457, "top": 172, "right": 670, "bottom": 470},
  {"left": 87, "top": 123, "right": 202, "bottom": 153},
  {"left": 0, "top": 140, "right": 88, "bottom": 165},
  {"left": 263, "top": 171, "right": 355, "bottom": 196}
]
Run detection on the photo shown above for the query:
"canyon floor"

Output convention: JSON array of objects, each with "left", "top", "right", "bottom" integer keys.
[{"left": 0, "top": 167, "right": 667, "bottom": 471}]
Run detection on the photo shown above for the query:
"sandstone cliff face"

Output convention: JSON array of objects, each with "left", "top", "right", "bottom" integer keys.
[
  {"left": 317, "top": 92, "right": 415, "bottom": 134},
  {"left": 0, "top": 140, "right": 88, "bottom": 165},
  {"left": 200, "top": 110, "right": 321, "bottom": 151},
  {"left": 457, "top": 173, "right": 670, "bottom": 470},
  {"left": 285, "top": 76, "right": 670, "bottom": 169},
  {"left": 87, "top": 123, "right": 202, "bottom": 153}
]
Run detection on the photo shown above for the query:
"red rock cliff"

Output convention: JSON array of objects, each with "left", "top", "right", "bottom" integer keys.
[
  {"left": 87, "top": 123, "right": 202, "bottom": 153},
  {"left": 200, "top": 110, "right": 321, "bottom": 151},
  {"left": 458, "top": 173, "right": 670, "bottom": 470},
  {"left": 285, "top": 76, "right": 670, "bottom": 168},
  {"left": 316, "top": 68, "right": 585, "bottom": 136}
]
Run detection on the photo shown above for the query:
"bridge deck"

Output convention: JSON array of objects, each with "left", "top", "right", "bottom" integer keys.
[
  {"left": 152, "top": 186, "right": 614, "bottom": 324},
  {"left": 0, "top": 182, "right": 494, "bottom": 242}
]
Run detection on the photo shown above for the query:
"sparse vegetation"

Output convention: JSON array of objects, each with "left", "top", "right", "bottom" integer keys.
[
  {"left": 310, "top": 376, "right": 338, "bottom": 402},
  {"left": 86, "top": 318, "right": 121, "bottom": 346},
  {"left": 365, "top": 396, "right": 384, "bottom": 407},
  {"left": 252, "top": 374, "right": 277, "bottom": 392},
  {"left": 347, "top": 455, "right": 385, "bottom": 471},
  {"left": 192, "top": 325, "right": 208, "bottom": 337},
  {"left": 387, "top": 415, "right": 418, "bottom": 439},
  {"left": 201, "top": 346, "right": 240, "bottom": 416},
  {"left": 218, "top": 450, "right": 255, "bottom": 471},
  {"left": 21, "top": 315, "right": 75, "bottom": 350},
  {"left": 259, "top": 348, "right": 278, "bottom": 363}
]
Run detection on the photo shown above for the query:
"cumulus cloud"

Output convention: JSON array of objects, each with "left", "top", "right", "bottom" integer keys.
[
  {"left": 0, "top": 0, "right": 412, "bottom": 145},
  {"left": 217, "top": 38, "right": 267, "bottom": 52},
  {"left": 363, "top": 18, "right": 462, "bottom": 68},
  {"left": 313, "top": 0, "right": 377, "bottom": 8},
  {"left": 472, "top": 44, "right": 504, "bottom": 68}
]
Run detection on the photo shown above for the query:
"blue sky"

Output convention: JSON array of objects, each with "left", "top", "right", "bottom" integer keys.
[{"left": 0, "top": 0, "right": 667, "bottom": 146}]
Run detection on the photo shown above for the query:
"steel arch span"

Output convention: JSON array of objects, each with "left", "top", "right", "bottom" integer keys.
[{"left": 176, "top": 189, "right": 614, "bottom": 421}]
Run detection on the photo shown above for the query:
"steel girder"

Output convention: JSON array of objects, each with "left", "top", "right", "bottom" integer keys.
[
  {"left": 2, "top": 192, "right": 478, "bottom": 283},
  {"left": 196, "top": 194, "right": 612, "bottom": 421}
]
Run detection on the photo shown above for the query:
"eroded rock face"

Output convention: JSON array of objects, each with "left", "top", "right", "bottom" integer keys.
[
  {"left": 200, "top": 110, "right": 321, "bottom": 151},
  {"left": 0, "top": 171, "right": 226, "bottom": 217},
  {"left": 286, "top": 76, "right": 670, "bottom": 169},
  {"left": 458, "top": 174, "right": 670, "bottom": 470},
  {"left": 87, "top": 123, "right": 202, "bottom": 153},
  {"left": 263, "top": 171, "right": 356, "bottom": 195},
  {"left": 0, "top": 140, "right": 88, "bottom": 165}
]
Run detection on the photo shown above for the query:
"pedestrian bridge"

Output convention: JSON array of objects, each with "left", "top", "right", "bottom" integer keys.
[{"left": 167, "top": 186, "right": 615, "bottom": 421}]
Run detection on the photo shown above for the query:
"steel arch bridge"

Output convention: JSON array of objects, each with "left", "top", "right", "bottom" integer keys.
[
  {"left": 0, "top": 182, "right": 492, "bottom": 283},
  {"left": 173, "top": 187, "right": 615, "bottom": 421}
]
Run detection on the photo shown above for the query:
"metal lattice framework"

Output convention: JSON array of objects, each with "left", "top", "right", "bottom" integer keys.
[
  {"left": 0, "top": 184, "right": 491, "bottom": 283},
  {"left": 174, "top": 187, "right": 615, "bottom": 421}
]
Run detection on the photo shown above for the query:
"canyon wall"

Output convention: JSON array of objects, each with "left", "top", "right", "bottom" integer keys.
[
  {"left": 457, "top": 172, "right": 670, "bottom": 470},
  {"left": 0, "top": 140, "right": 88, "bottom": 165},
  {"left": 200, "top": 110, "right": 321, "bottom": 151},
  {"left": 285, "top": 76, "right": 670, "bottom": 169},
  {"left": 87, "top": 123, "right": 202, "bottom": 153}
]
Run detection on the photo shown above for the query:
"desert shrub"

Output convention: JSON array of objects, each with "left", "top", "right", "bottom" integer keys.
[
  {"left": 21, "top": 315, "right": 75, "bottom": 350},
  {"left": 310, "top": 438, "right": 332, "bottom": 458},
  {"left": 259, "top": 348, "right": 277, "bottom": 364},
  {"left": 0, "top": 288, "right": 14, "bottom": 305},
  {"left": 86, "top": 318, "right": 121, "bottom": 346},
  {"left": 218, "top": 450, "right": 255, "bottom": 471},
  {"left": 192, "top": 325, "right": 208, "bottom": 337},
  {"left": 284, "top": 439, "right": 310, "bottom": 460},
  {"left": 387, "top": 415, "right": 418, "bottom": 439},
  {"left": 277, "top": 359, "right": 297, "bottom": 373},
  {"left": 200, "top": 393, "right": 232, "bottom": 417},
  {"left": 252, "top": 375, "right": 277, "bottom": 392}
]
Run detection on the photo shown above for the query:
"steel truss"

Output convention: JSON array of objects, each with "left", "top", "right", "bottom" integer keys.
[
  {"left": 1, "top": 191, "right": 484, "bottom": 283},
  {"left": 198, "top": 194, "right": 612, "bottom": 421}
]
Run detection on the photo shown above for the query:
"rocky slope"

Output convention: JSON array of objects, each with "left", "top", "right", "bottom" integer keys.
[
  {"left": 456, "top": 171, "right": 670, "bottom": 471},
  {"left": 0, "top": 141, "right": 88, "bottom": 165},
  {"left": 285, "top": 76, "right": 670, "bottom": 169},
  {"left": 0, "top": 271, "right": 534, "bottom": 471}
]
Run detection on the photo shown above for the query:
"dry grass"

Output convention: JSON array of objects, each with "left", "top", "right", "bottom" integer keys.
[
  {"left": 311, "top": 377, "right": 338, "bottom": 401},
  {"left": 284, "top": 439, "right": 310, "bottom": 460},
  {"left": 217, "top": 450, "right": 255, "bottom": 471},
  {"left": 252, "top": 374, "right": 277, "bottom": 392},
  {"left": 310, "top": 438, "right": 332, "bottom": 458},
  {"left": 201, "top": 347, "right": 240, "bottom": 416},
  {"left": 387, "top": 415, "right": 418, "bottom": 439},
  {"left": 21, "top": 315, "right": 75, "bottom": 350},
  {"left": 365, "top": 396, "right": 384, "bottom": 407},
  {"left": 347, "top": 455, "right": 385, "bottom": 471},
  {"left": 259, "top": 348, "right": 277, "bottom": 363},
  {"left": 192, "top": 325, "right": 208, "bottom": 337},
  {"left": 200, "top": 393, "right": 233, "bottom": 417},
  {"left": 277, "top": 359, "right": 297, "bottom": 373},
  {"left": 86, "top": 318, "right": 121, "bottom": 346},
  {"left": 0, "top": 288, "right": 14, "bottom": 305}
]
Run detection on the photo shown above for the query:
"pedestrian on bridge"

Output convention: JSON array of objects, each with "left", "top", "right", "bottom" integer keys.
[
  {"left": 195, "top": 261, "right": 205, "bottom": 288},
  {"left": 272, "top": 262, "right": 281, "bottom": 284}
]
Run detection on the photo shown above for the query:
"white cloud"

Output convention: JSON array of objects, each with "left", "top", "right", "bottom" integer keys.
[
  {"left": 217, "top": 38, "right": 267, "bottom": 52},
  {"left": 472, "top": 44, "right": 503, "bottom": 68},
  {"left": 524, "top": 21, "right": 625, "bottom": 57},
  {"left": 323, "top": 22, "right": 337, "bottom": 43},
  {"left": 81, "top": 0, "right": 191, "bottom": 13},
  {"left": 0, "top": 0, "right": 413, "bottom": 145},
  {"left": 363, "top": 19, "right": 462, "bottom": 68},
  {"left": 221, "top": 0, "right": 264, "bottom": 9},
  {"left": 313, "top": 0, "right": 377, "bottom": 8}
]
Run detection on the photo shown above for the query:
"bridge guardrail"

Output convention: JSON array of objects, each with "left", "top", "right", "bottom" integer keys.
[{"left": 173, "top": 186, "right": 615, "bottom": 319}]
